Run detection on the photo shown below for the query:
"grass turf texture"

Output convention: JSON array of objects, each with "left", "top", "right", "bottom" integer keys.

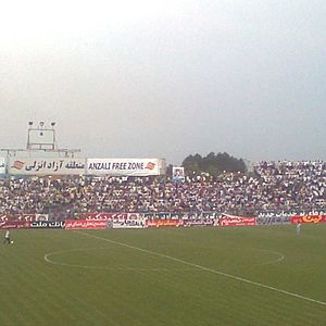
[{"left": 0, "top": 225, "right": 325, "bottom": 326}]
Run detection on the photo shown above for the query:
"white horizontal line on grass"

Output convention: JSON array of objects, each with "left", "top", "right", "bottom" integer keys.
[{"left": 76, "top": 231, "right": 326, "bottom": 307}]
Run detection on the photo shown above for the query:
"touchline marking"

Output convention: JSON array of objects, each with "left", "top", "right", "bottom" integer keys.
[{"left": 76, "top": 231, "right": 326, "bottom": 307}]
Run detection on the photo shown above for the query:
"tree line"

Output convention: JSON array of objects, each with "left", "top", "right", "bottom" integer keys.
[{"left": 167, "top": 152, "right": 247, "bottom": 177}]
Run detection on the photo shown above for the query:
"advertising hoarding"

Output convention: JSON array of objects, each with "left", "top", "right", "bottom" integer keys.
[
  {"left": 9, "top": 158, "right": 86, "bottom": 175},
  {"left": 86, "top": 158, "right": 165, "bottom": 176}
]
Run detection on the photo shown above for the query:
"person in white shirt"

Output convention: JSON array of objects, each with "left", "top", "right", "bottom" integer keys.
[
  {"left": 3, "top": 230, "right": 11, "bottom": 244},
  {"left": 296, "top": 222, "right": 301, "bottom": 236}
]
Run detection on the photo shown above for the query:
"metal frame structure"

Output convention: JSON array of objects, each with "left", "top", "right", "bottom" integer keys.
[
  {"left": 0, "top": 122, "right": 81, "bottom": 158},
  {"left": 26, "top": 121, "right": 56, "bottom": 150}
]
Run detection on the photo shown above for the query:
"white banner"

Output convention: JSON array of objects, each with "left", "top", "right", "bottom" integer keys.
[
  {"left": 8, "top": 158, "right": 86, "bottom": 175},
  {"left": 0, "top": 157, "right": 6, "bottom": 174},
  {"left": 86, "top": 158, "right": 165, "bottom": 176},
  {"left": 172, "top": 166, "right": 185, "bottom": 182},
  {"left": 111, "top": 213, "right": 147, "bottom": 228},
  {"left": 35, "top": 214, "right": 49, "bottom": 221}
]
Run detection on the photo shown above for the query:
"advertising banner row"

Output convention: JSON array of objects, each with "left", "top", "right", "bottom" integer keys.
[
  {"left": 6, "top": 158, "right": 165, "bottom": 176},
  {"left": 1, "top": 213, "right": 325, "bottom": 230}
]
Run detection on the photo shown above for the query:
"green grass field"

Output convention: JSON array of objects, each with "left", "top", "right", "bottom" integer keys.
[{"left": 0, "top": 224, "right": 325, "bottom": 325}]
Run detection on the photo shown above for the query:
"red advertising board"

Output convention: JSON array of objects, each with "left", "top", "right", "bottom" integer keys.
[
  {"left": 291, "top": 215, "right": 326, "bottom": 224},
  {"left": 15, "top": 214, "right": 37, "bottom": 221},
  {"left": 77, "top": 213, "right": 127, "bottom": 220},
  {"left": 0, "top": 221, "right": 31, "bottom": 229},
  {"left": 218, "top": 214, "right": 256, "bottom": 227},
  {"left": 65, "top": 219, "right": 108, "bottom": 230},
  {"left": 146, "top": 219, "right": 184, "bottom": 228},
  {"left": 184, "top": 219, "right": 215, "bottom": 227}
]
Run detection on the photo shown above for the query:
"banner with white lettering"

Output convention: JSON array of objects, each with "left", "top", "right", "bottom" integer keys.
[
  {"left": 111, "top": 213, "right": 147, "bottom": 228},
  {"left": 65, "top": 219, "right": 108, "bottom": 230},
  {"left": 86, "top": 158, "right": 165, "bottom": 176},
  {"left": 30, "top": 221, "right": 65, "bottom": 229},
  {"left": 218, "top": 214, "right": 256, "bottom": 226},
  {"left": 8, "top": 158, "right": 86, "bottom": 175},
  {"left": 0, "top": 157, "right": 6, "bottom": 174},
  {"left": 79, "top": 213, "right": 127, "bottom": 220}
]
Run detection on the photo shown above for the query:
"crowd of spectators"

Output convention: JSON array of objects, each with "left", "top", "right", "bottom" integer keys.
[{"left": 0, "top": 161, "right": 324, "bottom": 218}]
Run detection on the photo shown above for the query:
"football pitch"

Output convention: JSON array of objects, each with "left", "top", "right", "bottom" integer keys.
[{"left": 0, "top": 225, "right": 325, "bottom": 326}]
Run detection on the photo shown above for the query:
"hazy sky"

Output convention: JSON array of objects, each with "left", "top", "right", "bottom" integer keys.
[{"left": 0, "top": 0, "right": 325, "bottom": 164}]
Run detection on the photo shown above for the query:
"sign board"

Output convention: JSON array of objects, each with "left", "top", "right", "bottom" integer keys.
[
  {"left": 172, "top": 166, "right": 185, "bottom": 182},
  {"left": 8, "top": 158, "right": 86, "bottom": 175},
  {"left": 0, "top": 157, "right": 5, "bottom": 174},
  {"left": 86, "top": 158, "right": 165, "bottom": 176}
]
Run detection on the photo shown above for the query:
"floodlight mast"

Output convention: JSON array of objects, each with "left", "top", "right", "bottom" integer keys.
[
  {"left": 0, "top": 122, "right": 81, "bottom": 158},
  {"left": 26, "top": 121, "right": 56, "bottom": 150}
]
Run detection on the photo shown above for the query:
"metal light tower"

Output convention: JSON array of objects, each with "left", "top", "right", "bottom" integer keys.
[
  {"left": 26, "top": 121, "right": 57, "bottom": 150},
  {"left": 0, "top": 122, "right": 81, "bottom": 158}
]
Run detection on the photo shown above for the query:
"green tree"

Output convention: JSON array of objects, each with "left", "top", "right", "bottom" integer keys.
[{"left": 182, "top": 152, "right": 247, "bottom": 176}]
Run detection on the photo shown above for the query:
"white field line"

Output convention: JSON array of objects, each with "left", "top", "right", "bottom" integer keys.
[
  {"left": 255, "top": 249, "right": 285, "bottom": 265},
  {"left": 44, "top": 248, "right": 192, "bottom": 272},
  {"left": 76, "top": 231, "right": 326, "bottom": 307}
]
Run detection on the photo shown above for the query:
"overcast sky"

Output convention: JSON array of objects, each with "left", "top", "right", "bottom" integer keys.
[{"left": 0, "top": 0, "right": 325, "bottom": 164}]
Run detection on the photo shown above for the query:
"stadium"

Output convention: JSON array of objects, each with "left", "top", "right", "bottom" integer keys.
[
  {"left": 0, "top": 123, "right": 325, "bottom": 325},
  {"left": 1, "top": 2, "right": 326, "bottom": 325}
]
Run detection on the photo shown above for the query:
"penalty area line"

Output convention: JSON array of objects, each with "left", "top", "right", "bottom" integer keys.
[{"left": 76, "top": 231, "right": 326, "bottom": 307}]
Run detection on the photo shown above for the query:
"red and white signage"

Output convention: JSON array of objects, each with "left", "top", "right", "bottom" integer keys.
[
  {"left": 218, "top": 214, "right": 256, "bottom": 227},
  {"left": 78, "top": 213, "right": 127, "bottom": 221},
  {"left": 65, "top": 219, "right": 108, "bottom": 230},
  {"left": 146, "top": 219, "right": 184, "bottom": 228},
  {"left": 0, "top": 221, "right": 31, "bottom": 229},
  {"left": 291, "top": 215, "right": 326, "bottom": 224}
]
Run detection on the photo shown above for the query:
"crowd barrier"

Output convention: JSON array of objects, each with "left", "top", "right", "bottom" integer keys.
[{"left": 0, "top": 212, "right": 325, "bottom": 230}]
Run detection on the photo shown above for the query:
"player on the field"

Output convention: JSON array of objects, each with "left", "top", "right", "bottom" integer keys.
[
  {"left": 3, "top": 230, "right": 11, "bottom": 244},
  {"left": 296, "top": 222, "right": 301, "bottom": 236}
]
